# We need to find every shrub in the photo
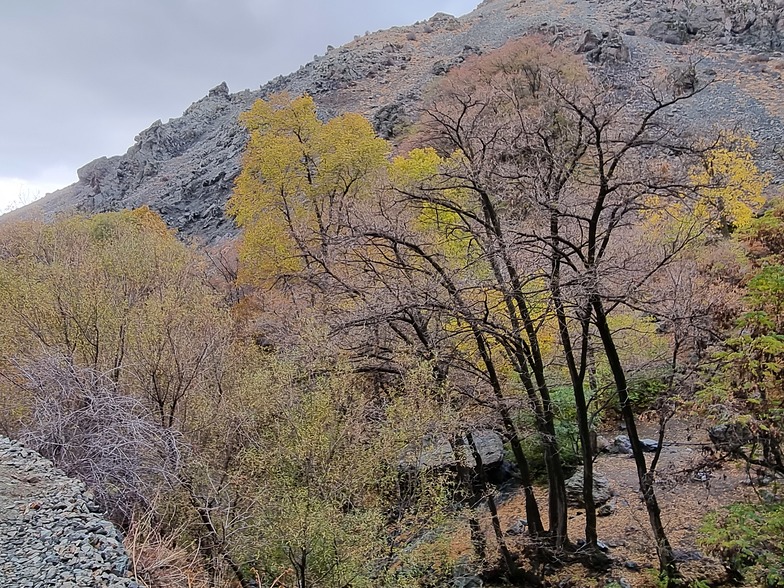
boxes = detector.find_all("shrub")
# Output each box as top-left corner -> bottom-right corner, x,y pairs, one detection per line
699,501 -> 784,586
517,386 -> 580,476
18,355 -> 183,526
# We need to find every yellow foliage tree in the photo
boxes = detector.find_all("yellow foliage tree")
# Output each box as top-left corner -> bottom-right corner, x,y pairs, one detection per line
693,133 -> 769,235
228,93 -> 389,286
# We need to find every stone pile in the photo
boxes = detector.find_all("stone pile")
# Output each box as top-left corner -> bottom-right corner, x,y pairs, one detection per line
0,437 -> 137,588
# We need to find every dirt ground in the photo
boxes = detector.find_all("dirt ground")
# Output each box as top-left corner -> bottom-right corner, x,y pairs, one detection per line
475,418 -> 757,586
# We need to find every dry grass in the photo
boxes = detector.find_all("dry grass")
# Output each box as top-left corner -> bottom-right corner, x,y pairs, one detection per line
124,507 -> 214,588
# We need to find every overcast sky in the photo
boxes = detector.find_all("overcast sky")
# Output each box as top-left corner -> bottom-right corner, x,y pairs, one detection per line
0,0 -> 478,211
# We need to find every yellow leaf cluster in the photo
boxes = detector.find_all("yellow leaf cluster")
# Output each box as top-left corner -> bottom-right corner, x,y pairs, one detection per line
229,93 -> 389,286
693,134 -> 769,233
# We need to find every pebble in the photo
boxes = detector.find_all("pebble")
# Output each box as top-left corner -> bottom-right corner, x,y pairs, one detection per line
0,437 -> 137,587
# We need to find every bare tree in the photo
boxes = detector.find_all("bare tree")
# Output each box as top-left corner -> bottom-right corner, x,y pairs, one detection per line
17,354 -> 184,526
391,35 -> 726,576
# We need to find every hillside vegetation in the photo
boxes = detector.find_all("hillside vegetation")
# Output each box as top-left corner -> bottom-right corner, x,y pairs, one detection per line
1,14 -> 783,588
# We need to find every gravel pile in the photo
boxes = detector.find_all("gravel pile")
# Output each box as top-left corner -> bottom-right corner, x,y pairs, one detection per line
0,437 -> 137,588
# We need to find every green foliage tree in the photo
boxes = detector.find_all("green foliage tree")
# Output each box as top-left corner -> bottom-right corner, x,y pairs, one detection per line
229,94 -> 539,579
232,358 -> 386,588
703,199 -> 784,475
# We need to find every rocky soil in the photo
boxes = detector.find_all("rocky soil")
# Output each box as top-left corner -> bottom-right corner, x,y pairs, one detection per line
498,418 -> 756,587
5,0 -> 784,243
0,437 -> 137,588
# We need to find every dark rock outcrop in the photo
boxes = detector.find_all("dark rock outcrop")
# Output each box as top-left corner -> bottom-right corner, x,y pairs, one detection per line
578,29 -> 631,63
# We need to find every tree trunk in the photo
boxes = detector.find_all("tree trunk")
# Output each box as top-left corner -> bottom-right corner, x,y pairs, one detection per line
550,212 -> 598,548
592,297 -> 676,578
465,431 -> 523,583
453,436 -> 487,562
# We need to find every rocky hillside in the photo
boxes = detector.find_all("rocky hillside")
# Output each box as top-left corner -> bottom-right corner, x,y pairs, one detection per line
9,0 -> 784,242
0,437 -> 136,587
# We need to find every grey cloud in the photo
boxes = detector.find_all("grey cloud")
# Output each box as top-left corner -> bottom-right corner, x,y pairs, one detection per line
0,0 -> 477,182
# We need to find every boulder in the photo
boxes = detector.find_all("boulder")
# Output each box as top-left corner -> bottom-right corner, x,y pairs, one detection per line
208,81 -> 229,98
609,435 -> 633,454
407,430 -> 505,470
506,519 -> 528,536
565,470 -> 612,507
577,29 -> 630,64
459,430 -> 505,468
721,0 -> 784,49
648,13 -> 693,45
453,561 -> 483,588
372,102 -> 408,139
640,438 -> 660,452
708,423 -> 753,453
597,499 -> 617,516
491,460 -> 520,485
679,553 -> 729,586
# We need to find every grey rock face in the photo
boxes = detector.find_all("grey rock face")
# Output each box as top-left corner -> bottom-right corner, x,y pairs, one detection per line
644,0 -> 783,48
373,102 -> 409,139
647,12 -> 695,45
24,82 -> 258,243
8,0 -> 784,243
719,0 -> 784,49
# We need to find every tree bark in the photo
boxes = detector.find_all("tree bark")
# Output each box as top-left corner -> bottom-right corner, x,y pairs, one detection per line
592,297 -> 676,577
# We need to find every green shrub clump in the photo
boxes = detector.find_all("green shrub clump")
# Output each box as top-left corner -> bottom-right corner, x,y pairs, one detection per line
699,501 -> 784,587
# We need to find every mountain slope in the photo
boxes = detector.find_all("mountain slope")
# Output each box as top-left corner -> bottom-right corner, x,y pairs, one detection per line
9,0 -> 784,241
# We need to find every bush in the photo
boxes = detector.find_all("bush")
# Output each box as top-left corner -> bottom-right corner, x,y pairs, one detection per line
18,355 -> 183,526
595,369 -> 671,416
516,386 -> 580,477
627,370 -> 671,411
699,501 -> 784,586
